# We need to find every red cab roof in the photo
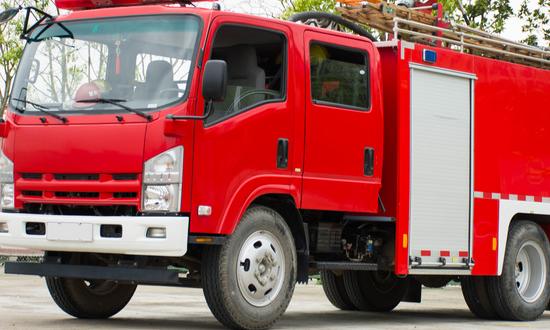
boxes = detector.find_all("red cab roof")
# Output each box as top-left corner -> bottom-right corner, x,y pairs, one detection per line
55,0 -> 214,11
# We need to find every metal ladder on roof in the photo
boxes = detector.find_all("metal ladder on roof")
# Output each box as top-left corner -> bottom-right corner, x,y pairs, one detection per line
336,1 -> 550,69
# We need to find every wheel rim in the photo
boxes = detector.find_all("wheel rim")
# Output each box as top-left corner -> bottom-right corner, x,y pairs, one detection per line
236,230 -> 285,307
514,240 -> 547,303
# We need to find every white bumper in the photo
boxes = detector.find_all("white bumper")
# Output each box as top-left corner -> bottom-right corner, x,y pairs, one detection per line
0,212 -> 188,257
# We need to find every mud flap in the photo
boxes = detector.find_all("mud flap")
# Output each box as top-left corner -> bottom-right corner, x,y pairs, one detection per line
402,277 -> 422,303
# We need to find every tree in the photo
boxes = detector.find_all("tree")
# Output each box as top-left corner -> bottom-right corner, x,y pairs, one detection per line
279,0 -> 336,19
518,0 -> 549,46
0,0 -> 50,113
277,0 -> 548,47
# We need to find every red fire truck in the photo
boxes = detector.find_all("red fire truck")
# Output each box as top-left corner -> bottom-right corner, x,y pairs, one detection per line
0,0 -> 549,329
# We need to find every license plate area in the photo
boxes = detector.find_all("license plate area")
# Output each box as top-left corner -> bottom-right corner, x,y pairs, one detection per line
46,222 -> 93,242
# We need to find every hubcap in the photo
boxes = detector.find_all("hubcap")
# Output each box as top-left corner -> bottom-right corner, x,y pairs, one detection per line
236,230 -> 285,307
514,241 -> 547,303
83,279 -> 118,295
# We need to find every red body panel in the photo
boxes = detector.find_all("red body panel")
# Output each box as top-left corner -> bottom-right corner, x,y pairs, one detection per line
471,198 -> 499,275
379,41 -> 550,275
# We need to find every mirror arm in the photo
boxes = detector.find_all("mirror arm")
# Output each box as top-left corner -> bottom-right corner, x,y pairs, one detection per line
166,100 -> 214,121
19,7 -> 70,41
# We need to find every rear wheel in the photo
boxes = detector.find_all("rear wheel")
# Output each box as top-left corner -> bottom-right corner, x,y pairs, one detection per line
320,270 -> 356,310
201,206 -> 297,330
46,277 -> 136,319
487,221 -> 550,321
343,270 -> 408,312
461,276 -> 498,319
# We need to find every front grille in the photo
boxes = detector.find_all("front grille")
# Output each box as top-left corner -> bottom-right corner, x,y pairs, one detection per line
22,190 -> 42,197
21,173 -> 42,180
16,172 -> 141,206
55,192 -> 100,198
113,192 -> 138,199
54,173 -> 100,181
113,174 -> 138,181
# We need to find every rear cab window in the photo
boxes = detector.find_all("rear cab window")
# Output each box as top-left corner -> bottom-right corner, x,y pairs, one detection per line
309,42 -> 370,111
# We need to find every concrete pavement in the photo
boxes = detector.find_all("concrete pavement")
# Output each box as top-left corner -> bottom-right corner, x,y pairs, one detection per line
0,273 -> 549,329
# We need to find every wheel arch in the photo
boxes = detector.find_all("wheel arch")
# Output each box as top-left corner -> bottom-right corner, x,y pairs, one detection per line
498,199 -> 550,275
252,194 -> 309,284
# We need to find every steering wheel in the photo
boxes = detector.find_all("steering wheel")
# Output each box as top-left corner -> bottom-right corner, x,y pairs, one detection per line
224,89 -> 281,115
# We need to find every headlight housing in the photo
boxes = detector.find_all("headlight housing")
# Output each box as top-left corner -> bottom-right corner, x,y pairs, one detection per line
142,146 -> 183,212
0,150 -> 14,210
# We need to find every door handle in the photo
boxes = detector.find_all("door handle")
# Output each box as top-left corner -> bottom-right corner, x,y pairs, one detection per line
277,138 -> 289,169
364,147 -> 374,176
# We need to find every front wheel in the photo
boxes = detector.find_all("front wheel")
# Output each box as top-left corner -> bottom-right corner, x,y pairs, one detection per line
46,277 -> 136,319
202,206 -> 297,330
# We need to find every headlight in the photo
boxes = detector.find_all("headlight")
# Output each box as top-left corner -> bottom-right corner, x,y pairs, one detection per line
0,150 -> 13,183
142,146 -> 183,212
0,150 -> 14,210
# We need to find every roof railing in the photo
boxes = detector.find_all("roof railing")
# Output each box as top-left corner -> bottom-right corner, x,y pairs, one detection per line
337,1 -> 550,69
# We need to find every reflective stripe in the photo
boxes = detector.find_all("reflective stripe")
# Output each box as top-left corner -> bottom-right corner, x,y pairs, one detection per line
475,192 -> 550,204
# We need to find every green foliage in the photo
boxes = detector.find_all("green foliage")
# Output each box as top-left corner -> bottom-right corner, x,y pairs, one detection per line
0,0 -> 50,112
279,0 -> 337,19
439,0 -> 513,33
518,0 -> 549,46
429,0 -> 547,46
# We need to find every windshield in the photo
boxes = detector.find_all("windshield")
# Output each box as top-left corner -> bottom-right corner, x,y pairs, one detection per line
10,15 -> 201,115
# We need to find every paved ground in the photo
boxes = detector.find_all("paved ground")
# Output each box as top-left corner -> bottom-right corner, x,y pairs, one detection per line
1,272 -> 549,329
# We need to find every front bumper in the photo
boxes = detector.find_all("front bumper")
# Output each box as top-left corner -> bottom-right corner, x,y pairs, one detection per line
0,212 -> 188,257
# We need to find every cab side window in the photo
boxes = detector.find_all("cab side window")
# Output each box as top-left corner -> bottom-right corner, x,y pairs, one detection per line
206,25 -> 286,125
310,42 -> 370,110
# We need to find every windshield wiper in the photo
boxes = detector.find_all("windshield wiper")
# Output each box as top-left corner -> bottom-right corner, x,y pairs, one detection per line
12,97 -> 67,123
76,98 -> 152,122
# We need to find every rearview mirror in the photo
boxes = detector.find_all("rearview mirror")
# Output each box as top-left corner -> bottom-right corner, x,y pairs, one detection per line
202,60 -> 227,102
0,7 -> 20,24
166,60 -> 228,121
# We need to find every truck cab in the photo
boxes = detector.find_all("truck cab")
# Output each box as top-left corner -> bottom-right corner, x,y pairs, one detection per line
0,2 -> 386,329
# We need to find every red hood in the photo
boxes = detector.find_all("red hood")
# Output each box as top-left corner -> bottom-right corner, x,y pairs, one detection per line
13,123 -> 147,174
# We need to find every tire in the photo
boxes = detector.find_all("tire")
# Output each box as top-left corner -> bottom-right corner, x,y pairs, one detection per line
287,11 -> 377,41
343,270 -> 408,312
201,205 -> 297,330
461,276 -> 498,319
320,270 -> 356,310
487,221 -> 550,321
46,277 -> 136,319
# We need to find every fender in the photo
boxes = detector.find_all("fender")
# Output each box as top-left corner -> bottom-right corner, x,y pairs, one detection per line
498,199 -> 550,275
216,174 -> 301,234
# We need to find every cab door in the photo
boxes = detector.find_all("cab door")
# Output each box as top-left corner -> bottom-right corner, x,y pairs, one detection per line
189,18 -> 301,235
301,31 -> 383,213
